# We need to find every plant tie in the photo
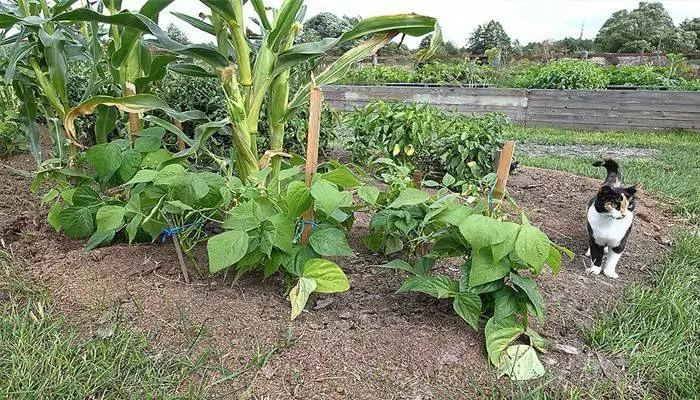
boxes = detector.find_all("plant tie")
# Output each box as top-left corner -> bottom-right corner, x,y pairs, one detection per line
161,221 -> 203,242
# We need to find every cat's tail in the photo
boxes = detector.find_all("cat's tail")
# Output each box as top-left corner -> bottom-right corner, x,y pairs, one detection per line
593,159 -> 621,187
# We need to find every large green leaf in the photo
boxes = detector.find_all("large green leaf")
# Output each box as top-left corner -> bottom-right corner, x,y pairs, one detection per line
223,200 -> 265,231
64,95 -> 207,146
86,143 -> 122,182
207,230 -> 249,273
60,206 -> 95,240
302,258 -> 350,293
357,185 -> 380,205
95,205 -> 125,233
514,220 -> 551,273
509,272 -> 545,322
289,276 -> 316,320
397,275 -> 459,299
485,315 -> 525,366
134,127 -> 166,153
308,227 -> 354,257
310,179 -> 351,216
493,286 -> 521,320
267,213 -> 294,253
453,292 -> 482,330
320,165 -> 360,188
387,188 -> 429,209
469,249 -> 511,288
285,180 -> 312,218
497,345 -> 545,381
85,230 -> 116,251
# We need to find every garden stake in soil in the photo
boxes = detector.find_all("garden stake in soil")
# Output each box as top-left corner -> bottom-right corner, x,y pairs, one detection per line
494,140 -> 515,200
301,82 -> 322,246
126,82 -> 140,144
173,119 -> 186,151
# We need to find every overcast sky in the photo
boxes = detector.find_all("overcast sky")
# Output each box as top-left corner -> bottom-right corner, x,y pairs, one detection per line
122,0 -> 700,48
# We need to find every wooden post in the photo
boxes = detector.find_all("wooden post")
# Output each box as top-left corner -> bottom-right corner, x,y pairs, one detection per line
300,83 -> 322,245
173,119 -> 186,150
493,140 -> 515,199
125,82 -> 140,144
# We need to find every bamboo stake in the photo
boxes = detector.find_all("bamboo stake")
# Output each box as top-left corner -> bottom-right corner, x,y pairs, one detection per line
300,81 -> 322,245
167,223 -> 190,284
173,119 -> 186,150
493,140 -> 515,200
125,82 -> 140,144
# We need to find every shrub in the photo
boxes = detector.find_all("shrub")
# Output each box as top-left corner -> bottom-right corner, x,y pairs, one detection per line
348,101 -> 506,183
528,60 -> 610,90
339,66 -> 415,85
0,110 -> 24,158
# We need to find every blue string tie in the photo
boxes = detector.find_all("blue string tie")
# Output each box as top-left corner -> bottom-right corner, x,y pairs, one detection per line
161,221 -> 203,242
293,219 -> 318,243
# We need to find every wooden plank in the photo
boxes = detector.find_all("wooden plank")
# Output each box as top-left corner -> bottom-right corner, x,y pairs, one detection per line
526,118 -> 697,132
526,113 -> 698,129
527,107 -> 700,121
526,100 -> 700,113
527,88 -> 700,101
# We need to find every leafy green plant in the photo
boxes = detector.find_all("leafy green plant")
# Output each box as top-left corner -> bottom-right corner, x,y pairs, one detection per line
339,66 -> 416,85
528,60 -> 610,90
364,183 -> 573,379
348,101 -> 505,184
205,161 -> 366,319
0,110 -> 24,158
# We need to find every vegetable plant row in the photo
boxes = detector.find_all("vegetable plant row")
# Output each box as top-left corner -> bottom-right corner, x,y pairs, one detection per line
0,0 -> 570,379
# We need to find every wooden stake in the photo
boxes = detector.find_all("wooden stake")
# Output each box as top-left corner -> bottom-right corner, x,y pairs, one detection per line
125,82 -> 140,144
300,82 -> 322,245
173,119 -> 186,150
167,223 -> 190,284
493,140 -> 515,200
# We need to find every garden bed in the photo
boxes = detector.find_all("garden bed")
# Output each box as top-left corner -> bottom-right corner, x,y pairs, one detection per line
0,150 -> 678,398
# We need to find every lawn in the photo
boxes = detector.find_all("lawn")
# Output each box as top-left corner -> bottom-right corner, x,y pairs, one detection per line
507,127 -> 700,400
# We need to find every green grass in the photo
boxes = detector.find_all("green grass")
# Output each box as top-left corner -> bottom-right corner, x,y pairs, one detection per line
0,252 -> 201,399
506,127 -> 700,223
587,233 -> 700,399
507,127 -> 700,399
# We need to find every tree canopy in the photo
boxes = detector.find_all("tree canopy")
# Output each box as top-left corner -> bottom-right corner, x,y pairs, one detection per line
467,20 -> 511,54
594,2 -> 696,53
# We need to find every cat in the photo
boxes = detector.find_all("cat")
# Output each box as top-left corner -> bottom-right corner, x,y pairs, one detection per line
585,159 -> 637,279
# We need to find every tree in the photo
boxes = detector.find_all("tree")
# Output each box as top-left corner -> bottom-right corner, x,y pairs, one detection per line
166,22 -> 190,45
595,2 -> 695,53
467,20 -> 511,54
680,18 -> 700,50
298,12 -> 362,55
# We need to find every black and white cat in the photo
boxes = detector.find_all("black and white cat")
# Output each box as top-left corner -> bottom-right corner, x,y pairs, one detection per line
585,159 -> 637,279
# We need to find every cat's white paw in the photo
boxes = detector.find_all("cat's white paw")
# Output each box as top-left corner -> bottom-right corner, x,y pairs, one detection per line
604,247 -> 609,254
586,266 -> 601,275
603,270 -> 619,279
585,248 -> 591,257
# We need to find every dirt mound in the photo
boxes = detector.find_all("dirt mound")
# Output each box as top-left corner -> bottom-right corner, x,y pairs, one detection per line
0,152 -> 678,398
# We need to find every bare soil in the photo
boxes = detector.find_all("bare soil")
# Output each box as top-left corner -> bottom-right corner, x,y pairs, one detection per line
0,151 -> 679,399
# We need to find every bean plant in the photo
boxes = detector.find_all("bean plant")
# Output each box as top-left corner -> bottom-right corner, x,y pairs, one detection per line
363,169 -> 573,379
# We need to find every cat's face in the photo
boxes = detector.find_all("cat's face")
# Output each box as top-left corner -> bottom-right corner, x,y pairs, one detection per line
598,185 -> 637,219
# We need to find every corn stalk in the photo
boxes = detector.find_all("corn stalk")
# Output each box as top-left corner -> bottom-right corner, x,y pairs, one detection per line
52,0 -> 441,181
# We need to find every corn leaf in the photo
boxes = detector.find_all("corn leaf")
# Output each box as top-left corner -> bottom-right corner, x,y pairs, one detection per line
168,63 -> 217,78
171,11 -> 215,35
64,94 -> 208,145
53,9 -> 228,68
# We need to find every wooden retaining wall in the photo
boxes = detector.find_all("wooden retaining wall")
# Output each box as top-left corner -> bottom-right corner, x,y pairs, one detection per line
324,85 -> 700,132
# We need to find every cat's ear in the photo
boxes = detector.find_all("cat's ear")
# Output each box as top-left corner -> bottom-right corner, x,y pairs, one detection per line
624,185 -> 637,197
599,186 -> 615,195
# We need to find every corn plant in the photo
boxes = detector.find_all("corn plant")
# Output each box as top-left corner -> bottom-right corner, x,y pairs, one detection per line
55,0 -> 441,182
